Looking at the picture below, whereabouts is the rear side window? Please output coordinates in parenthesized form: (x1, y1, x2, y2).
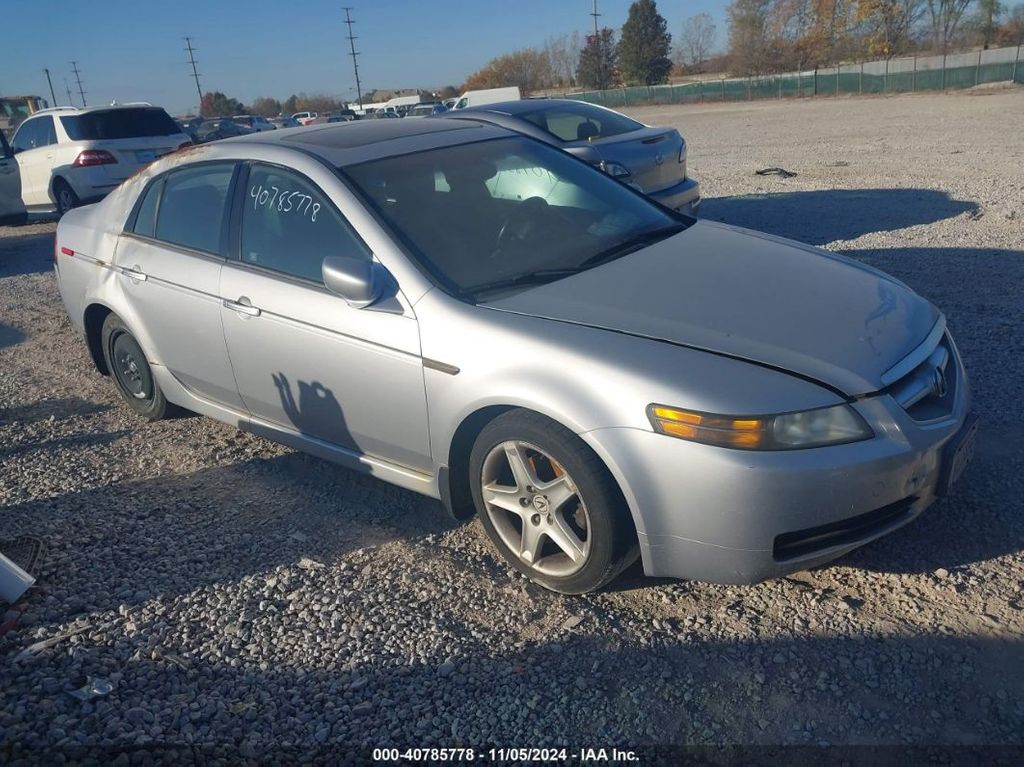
(12, 117, 55, 152)
(240, 164, 370, 283)
(154, 164, 234, 254)
(132, 179, 163, 237)
(60, 108, 180, 140)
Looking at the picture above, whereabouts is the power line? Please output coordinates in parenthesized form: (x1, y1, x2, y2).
(343, 7, 364, 109)
(43, 68, 57, 106)
(184, 37, 203, 114)
(70, 61, 86, 106)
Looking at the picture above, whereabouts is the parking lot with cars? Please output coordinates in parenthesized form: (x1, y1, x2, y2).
(1, 89, 1022, 751)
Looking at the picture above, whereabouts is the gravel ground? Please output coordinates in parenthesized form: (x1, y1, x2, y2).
(1, 89, 1023, 758)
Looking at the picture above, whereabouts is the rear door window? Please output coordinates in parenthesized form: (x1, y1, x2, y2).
(60, 108, 181, 140)
(153, 163, 235, 254)
(239, 164, 370, 283)
(12, 118, 53, 152)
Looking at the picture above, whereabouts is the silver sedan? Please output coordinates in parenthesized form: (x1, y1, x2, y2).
(54, 119, 975, 594)
(442, 99, 701, 215)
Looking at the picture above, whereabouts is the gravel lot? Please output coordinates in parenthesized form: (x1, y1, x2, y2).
(2, 89, 1023, 758)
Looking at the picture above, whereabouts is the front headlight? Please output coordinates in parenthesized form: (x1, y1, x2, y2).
(647, 403, 873, 451)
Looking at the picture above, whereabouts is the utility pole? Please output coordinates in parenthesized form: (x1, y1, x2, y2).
(590, 0, 600, 34)
(184, 37, 203, 115)
(64, 77, 75, 107)
(343, 7, 364, 109)
(43, 68, 57, 106)
(70, 61, 86, 106)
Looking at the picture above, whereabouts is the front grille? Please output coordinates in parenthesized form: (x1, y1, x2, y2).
(889, 333, 958, 421)
(772, 497, 916, 561)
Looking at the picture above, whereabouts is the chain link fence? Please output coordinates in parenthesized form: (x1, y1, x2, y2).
(561, 45, 1023, 108)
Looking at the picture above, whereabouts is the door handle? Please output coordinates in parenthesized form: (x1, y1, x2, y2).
(118, 266, 147, 282)
(223, 297, 261, 317)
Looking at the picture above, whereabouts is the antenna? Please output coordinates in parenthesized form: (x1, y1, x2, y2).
(64, 77, 75, 107)
(590, 0, 600, 35)
(70, 61, 87, 106)
(343, 7, 364, 109)
(43, 68, 57, 106)
(184, 37, 203, 114)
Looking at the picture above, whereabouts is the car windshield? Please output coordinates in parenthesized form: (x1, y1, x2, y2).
(343, 136, 687, 299)
(518, 103, 644, 143)
(60, 108, 181, 140)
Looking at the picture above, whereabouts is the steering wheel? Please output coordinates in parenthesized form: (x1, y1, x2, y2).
(496, 196, 549, 249)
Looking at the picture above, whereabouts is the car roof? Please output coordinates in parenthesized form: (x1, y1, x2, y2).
(30, 103, 166, 117)
(220, 118, 511, 166)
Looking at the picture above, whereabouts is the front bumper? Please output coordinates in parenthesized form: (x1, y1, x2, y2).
(649, 176, 701, 216)
(583, 366, 971, 584)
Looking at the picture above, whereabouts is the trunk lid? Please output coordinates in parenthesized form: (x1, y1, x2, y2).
(570, 126, 685, 194)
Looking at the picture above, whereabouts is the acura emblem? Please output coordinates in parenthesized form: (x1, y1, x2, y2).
(932, 367, 948, 398)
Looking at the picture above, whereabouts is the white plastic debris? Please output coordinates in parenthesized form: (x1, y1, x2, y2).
(0, 553, 34, 604)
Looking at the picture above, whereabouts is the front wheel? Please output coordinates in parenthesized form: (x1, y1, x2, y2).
(100, 314, 169, 420)
(469, 409, 638, 594)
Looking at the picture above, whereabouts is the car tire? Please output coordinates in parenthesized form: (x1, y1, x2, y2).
(100, 314, 169, 420)
(469, 409, 638, 594)
(53, 179, 79, 217)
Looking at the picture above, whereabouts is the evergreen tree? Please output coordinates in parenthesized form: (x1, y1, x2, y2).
(617, 0, 673, 85)
(576, 28, 618, 90)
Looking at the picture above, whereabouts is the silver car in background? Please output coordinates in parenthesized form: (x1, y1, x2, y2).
(442, 99, 700, 215)
(53, 120, 974, 594)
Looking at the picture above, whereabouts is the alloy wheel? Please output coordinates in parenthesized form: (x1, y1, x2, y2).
(480, 440, 591, 577)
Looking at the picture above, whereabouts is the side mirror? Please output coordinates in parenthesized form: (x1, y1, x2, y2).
(322, 256, 383, 308)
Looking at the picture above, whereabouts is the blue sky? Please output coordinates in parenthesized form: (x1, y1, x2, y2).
(3, 1, 728, 115)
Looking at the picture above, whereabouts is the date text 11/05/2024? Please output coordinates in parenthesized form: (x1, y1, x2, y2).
(372, 747, 640, 762)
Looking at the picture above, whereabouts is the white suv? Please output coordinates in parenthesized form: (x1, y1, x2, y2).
(11, 104, 191, 215)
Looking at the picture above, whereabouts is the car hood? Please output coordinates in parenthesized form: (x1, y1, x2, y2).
(486, 220, 939, 396)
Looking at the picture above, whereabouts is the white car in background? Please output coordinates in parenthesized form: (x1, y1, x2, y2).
(291, 111, 318, 126)
(0, 130, 27, 225)
(10, 104, 191, 216)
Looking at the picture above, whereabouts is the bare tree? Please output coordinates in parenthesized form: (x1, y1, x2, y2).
(544, 31, 583, 87)
(678, 13, 718, 72)
(925, 0, 977, 50)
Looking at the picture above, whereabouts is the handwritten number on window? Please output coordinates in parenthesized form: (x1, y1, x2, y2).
(250, 183, 320, 222)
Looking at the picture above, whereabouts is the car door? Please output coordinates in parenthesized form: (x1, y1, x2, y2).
(0, 132, 26, 221)
(11, 117, 56, 207)
(219, 162, 431, 471)
(114, 161, 246, 410)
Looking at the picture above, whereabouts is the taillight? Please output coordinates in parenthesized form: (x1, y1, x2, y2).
(72, 149, 118, 167)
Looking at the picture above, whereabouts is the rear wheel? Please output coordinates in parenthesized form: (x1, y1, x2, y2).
(100, 314, 169, 420)
(53, 179, 79, 217)
(469, 409, 638, 594)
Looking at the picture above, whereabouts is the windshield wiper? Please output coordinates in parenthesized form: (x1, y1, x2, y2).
(576, 222, 687, 270)
(461, 268, 583, 299)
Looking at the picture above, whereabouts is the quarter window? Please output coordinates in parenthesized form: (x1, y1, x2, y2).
(153, 164, 235, 254)
(240, 164, 370, 283)
(132, 179, 163, 238)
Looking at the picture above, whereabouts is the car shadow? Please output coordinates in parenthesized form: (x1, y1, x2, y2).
(0, 229, 55, 278)
(700, 189, 977, 245)
(0, 321, 25, 350)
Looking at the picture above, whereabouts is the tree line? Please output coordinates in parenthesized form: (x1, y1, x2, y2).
(460, 0, 1024, 93)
